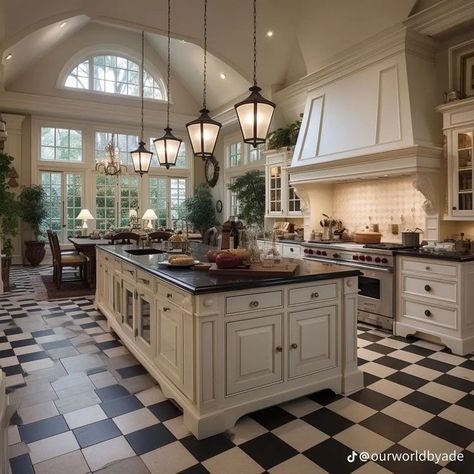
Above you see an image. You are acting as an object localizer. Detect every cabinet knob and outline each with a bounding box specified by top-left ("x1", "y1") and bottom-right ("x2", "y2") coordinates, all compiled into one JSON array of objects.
[
  {"x1": 452, "y1": 206, "x2": 457, "y2": 210},
  {"x1": 424, "y1": 309, "x2": 432, "y2": 317},
  {"x1": 163, "y1": 307, "x2": 170, "y2": 312},
  {"x1": 424, "y1": 284, "x2": 432, "y2": 292},
  {"x1": 311, "y1": 292, "x2": 319, "y2": 299},
  {"x1": 290, "y1": 248, "x2": 293, "y2": 252},
  {"x1": 249, "y1": 300, "x2": 259, "y2": 308},
  {"x1": 291, "y1": 343, "x2": 298, "y2": 349},
  {"x1": 276, "y1": 346, "x2": 283, "y2": 352},
  {"x1": 167, "y1": 293, "x2": 173, "y2": 298},
  {"x1": 425, "y1": 266, "x2": 431, "y2": 271}
]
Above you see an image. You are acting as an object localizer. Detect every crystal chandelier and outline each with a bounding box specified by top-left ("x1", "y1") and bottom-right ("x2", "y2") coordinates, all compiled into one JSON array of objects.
[{"x1": 95, "y1": 134, "x2": 126, "y2": 176}]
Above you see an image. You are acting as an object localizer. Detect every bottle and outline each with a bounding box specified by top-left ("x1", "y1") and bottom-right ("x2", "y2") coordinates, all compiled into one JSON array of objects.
[{"x1": 230, "y1": 222, "x2": 239, "y2": 249}]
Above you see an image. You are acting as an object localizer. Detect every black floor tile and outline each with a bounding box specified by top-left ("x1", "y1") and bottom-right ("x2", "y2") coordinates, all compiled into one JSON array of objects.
[
  {"x1": 374, "y1": 355, "x2": 411, "y2": 370},
  {"x1": 116, "y1": 364, "x2": 148, "y2": 379},
  {"x1": 307, "y1": 388, "x2": 343, "y2": 405},
  {"x1": 148, "y1": 400, "x2": 183, "y2": 422},
  {"x1": 401, "y1": 392, "x2": 450, "y2": 415},
  {"x1": 416, "y1": 358, "x2": 454, "y2": 373},
  {"x1": 0, "y1": 348, "x2": 15, "y2": 358},
  {"x1": 126, "y1": 423, "x2": 176, "y2": 455},
  {"x1": 303, "y1": 438, "x2": 365, "y2": 474},
  {"x1": 17, "y1": 351, "x2": 49, "y2": 363},
  {"x1": 386, "y1": 372, "x2": 428, "y2": 390},
  {"x1": 349, "y1": 388, "x2": 396, "y2": 411},
  {"x1": 459, "y1": 359, "x2": 474, "y2": 370},
  {"x1": 178, "y1": 464, "x2": 210, "y2": 474},
  {"x1": 181, "y1": 433, "x2": 235, "y2": 463},
  {"x1": 456, "y1": 394, "x2": 474, "y2": 411},
  {"x1": 446, "y1": 449, "x2": 474, "y2": 474},
  {"x1": 358, "y1": 333, "x2": 384, "y2": 342},
  {"x1": 377, "y1": 444, "x2": 441, "y2": 474},
  {"x1": 249, "y1": 405, "x2": 296, "y2": 430},
  {"x1": 9, "y1": 453, "x2": 34, "y2": 474},
  {"x1": 80, "y1": 322, "x2": 100, "y2": 329},
  {"x1": 433, "y1": 374, "x2": 474, "y2": 393},
  {"x1": 363, "y1": 343, "x2": 396, "y2": 355},
  {"x1": 363, "y1": 372, "x2": 381, "y2": 387},
  {"x1": 240, "y1": 432, "x2": 297, "y2": 470},
  {"x1": 73, "y1": 418, "x2": 121, "y2": 448},
  {"x1": 96, "y1": 340, "x2": 122, "y2": 351},
  {"x1": 302, "y1": 407, "x2": 353, "y2": 436},
  {"x1": 95, "y1": 384, "x2": 130, "y2": 401},
  {"x1": 3, "y1": 364, "x2": 23, "y2": 376},
  {"x1": 4, "y1": 327, "x2": 23, "y2": 335},
  {"x1": 361, "y1": 412, "x2": 416, "y2": 442},
  {"x1": 41, "y1": 339, "x2": 72, "y2": 350},
  {"x1": 420, "y1": 417, "x2": 473, "y2": 448},
  {"x1": 358, "y1": 357, "x2": 369, "y2": 365},
  {"x1": 10, "y1": 338, "x2": 36, "y2": 348},
  {"x1": 18, "y1": 415, "x2": 69, "y2": 443},
  {"x1": 401, "y1": 345, "x2": 435, "y2": 357},
  {"x1": 100, "y1": 395, "x2": 144, "y2": 418}
]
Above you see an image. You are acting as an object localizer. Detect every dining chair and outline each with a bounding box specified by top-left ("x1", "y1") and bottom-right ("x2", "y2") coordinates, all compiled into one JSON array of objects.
[
  {"x1": 47, "y1": 230, "x2": 87, "y2": 289},
  {"x1": 147, "y1": 231, "x2": 173, "y2": 242},
  {"x1": 111, "y1": 232, "x2": 140, "y2": 245},
  {"x1": 202, "y1": 227, "x2": 219, "y2": 247}
]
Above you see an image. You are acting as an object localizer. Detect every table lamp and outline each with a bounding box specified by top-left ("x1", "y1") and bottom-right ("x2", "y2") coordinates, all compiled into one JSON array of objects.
[
  {"x1": 76, "y1": 209, "x2": 94, "y2": 236},
  {"x1": 142, "y1": 209, "x2": 158, "y2": 230}
]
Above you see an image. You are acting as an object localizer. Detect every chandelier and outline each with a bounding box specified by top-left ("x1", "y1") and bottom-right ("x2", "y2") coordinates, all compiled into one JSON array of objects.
[{"x1": 95, "y1": 134, "x2": 126, "y2": 176}]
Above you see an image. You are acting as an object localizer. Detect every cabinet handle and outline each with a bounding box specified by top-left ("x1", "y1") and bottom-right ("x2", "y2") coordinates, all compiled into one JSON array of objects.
[
  {"x1": 139, "y1": 278, "x2": 149, "y2": 285},
  {"x1": 452, "y1": 206, "x2": 457, "y2": 210},
  {"x1": 291, "y1": 343, "x2": 298, "y2": 349},
  {"x1": 290, "y1": 248, "x2": 293, "y2": 252},
  {"x1": 166, "y1": 293, "x2": 173, "y2": 298},
  {"x1": 311, "y1": 292, "x2": 319, "y2": 299},
  {"x1": 424, "y1": 285, "x2": 432, "y2": 292},
  {"x1": 425, "y1": 266, "x2": 431, "y2": 271},
  {"x1": 249, "y1": 300, "x2": 259, "y2": 308},
  {"x1": 276, "y1": 346, "x2": 283, "y2": 352},
  {"x1": 134, "y1": 328, "x2": 138, "y2": 337},
  {"x1": 163, "y1": 307, "x2": 170, "y2": 312},
  {"x1": 424, "y1": 309, "x2": 432, "y2": 317}
]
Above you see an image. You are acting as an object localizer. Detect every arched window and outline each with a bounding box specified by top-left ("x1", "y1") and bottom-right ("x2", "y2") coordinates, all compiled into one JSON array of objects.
[{"x1": 64, "y1": 54, "x2": 165, "y2": 100}]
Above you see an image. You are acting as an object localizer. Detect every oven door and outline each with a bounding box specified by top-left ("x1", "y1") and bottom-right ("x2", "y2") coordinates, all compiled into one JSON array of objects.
[{"x1": 358, "y1": 267, "x2": 393, "y2": 318}]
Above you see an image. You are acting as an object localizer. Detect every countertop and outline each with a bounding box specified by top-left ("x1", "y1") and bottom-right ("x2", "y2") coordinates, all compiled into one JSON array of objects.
[
  {"x1": 98, "y1": 242, "x2": 360, "y2": 294},
  {"x1": 395, "y1": 248, "x2": 474, "y2": 262}
]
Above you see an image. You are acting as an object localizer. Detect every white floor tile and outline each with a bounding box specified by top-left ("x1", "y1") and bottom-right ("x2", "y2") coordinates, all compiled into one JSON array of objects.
[
  {"x1": 162, "y1": 416, "x2": 191, "y2": 440},
  {"x1": 141, "y1": 441, "x2": 197, "y2": 474},
  {"x1": 28, "y1": 431, "x2": 80, "y2": 464},
  {"x1": 33, "y1": 450, "x2": 90, "y2": 474},
  {"x1": 401, "y1": 364, "x2": 442, "y2": 381},
  {"x1": 135, "y1": 386, "x2": 166, "y2": 406},
  {"x1": 278, "y1": 397, "x2": 321, "y2": 418},
  {"x1": 368, "y1": 379, "x2": 414, "y2": 400},
  {"x1": 13, "y1": 344, "x2": 43, "y2": 356},
  {"x1": 439, "y1": 404, "x2": 474, "y2": 430},
  {"x1": 82, "y1": 436, "x2": 135, "y2": 472},
  {"x1": 113, "y1": 408, "x2": 158, "y2": 435},
  {"x1": 203, "y1": 447, "x2": 263, "y2": 474},
  {"x1": 272, "y1": 419, "x2": 329, "y2": 452},
  {"x1": 334, "y1": 425, "x2": 393, "y2": 454},
  {"x1": 18, "y1": 400, "x2": 59, "y2": 424},
  {"x1": 327, "y1": 397, "x2": 377, "y2": 423},
  {"x1": 381, "y1": 401, "x2": 434, "y2": 428},
  {"x1": 418, "y1": 382, "x2": 466, "y2": 403},
  {"x1": 359, "y1": 361, "x2": 397, "y2": 378},
  {"x1": 7, "y1": 425, "x2": 20, "y2": 446},
  {"x1": 229, "y1": 416, "x2": 268, "y2": 445},
  {"x1": 22, "y1": 358, "x2": 55, "y2": 372},
  {"x1": 64, "y1": 404, "x2": 107, "y2": 429},
  {"x1": 269, "y1": 454, "x2": 328, "y2": 473}
]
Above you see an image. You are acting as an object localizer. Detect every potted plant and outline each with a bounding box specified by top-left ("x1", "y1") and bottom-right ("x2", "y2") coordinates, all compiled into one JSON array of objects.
[
  {"x1": 182, "y1": 183, "x2": 219, "y2": 236},
  {"x1": 18, "y1": 184, "x2": 47, "y2": 266},
  {"x1": 0, "y1": 152, "x2": 19, "y2": 290},
  {"x1": 266, "y1": 116, "x2": 302, "y2": 150}
]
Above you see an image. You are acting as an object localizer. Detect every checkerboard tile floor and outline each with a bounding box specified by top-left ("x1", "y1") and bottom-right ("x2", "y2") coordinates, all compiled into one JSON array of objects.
[{"x1": 2, "y1": 266, "x2": 473, "y2": 473}]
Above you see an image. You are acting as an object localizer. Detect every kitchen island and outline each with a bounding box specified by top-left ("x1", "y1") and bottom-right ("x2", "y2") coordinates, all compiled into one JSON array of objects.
[{"x1": 95, "y1": 243, "x2": 363, "y2": 439}]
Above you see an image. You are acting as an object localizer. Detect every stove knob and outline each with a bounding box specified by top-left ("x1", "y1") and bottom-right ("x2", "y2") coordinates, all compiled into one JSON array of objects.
[
  {"x1": 381, "y1": 258, "x2": 388, "y2": 264},
  {"x1": 366, "y1": 256, "x2": 372, "y2": 262},
  {"x1": 309, "y1": 249, "x2": 314, "y2": 254},
  {"x1": 304, "y1": 248, "x2": 308, "y2": 254},
  {"x1": 333, "y1": 253, "x2": 340, "y2": 259},
  {"x1": 359, "y1": 255, "x2": 366, "y2": 261},
  {"x1": 316, "y1": 250, "x2": 321, "y2": 255},
  {"x1": 374, "y1": 257, "x2": 381, "y2": 263},
  {"x1": 322, "y1": 251, "x2": 327, "y2": 256},
  {"x1": 353, "y1": 255, "x2": 359, "y2": 260}
]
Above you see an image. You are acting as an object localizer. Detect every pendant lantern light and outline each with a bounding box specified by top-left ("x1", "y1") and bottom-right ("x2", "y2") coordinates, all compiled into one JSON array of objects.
[
  {"x1": 154, "y1": 0, "x2": 182, "y2": 169},
  {"x1": 186, "y1": 0, "x2": 221, "y2": 160},
  {"x1": 130, "y1": 31, "x2": 154, "y2": 176},
  {"x1": 234, "y1": 0, "x2": 275, "y2": 148}
]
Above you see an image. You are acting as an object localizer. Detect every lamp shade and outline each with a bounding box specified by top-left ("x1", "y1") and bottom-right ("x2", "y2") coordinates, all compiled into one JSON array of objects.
[
  {"x1": 142, "y1": 209, "x2": 158, "y2": 221},
  {"x1": 76, "y1": 209, "x2": 94, "y2": 221},
  {"x1": 129, "y1": 209, "x2": 138, "y2": 218},
  {"x1": 130, "y1": 141, "x2": 153, "y2": 176},
  {"x1": 186, "y1": 109, "x2": 221, "y2": 160},
  {"x1": 153, "y1": 128, "x2": 182, "y2": 169},
  {"x1": 234, "y1": 86, "x2": 276, "y2": 148}
]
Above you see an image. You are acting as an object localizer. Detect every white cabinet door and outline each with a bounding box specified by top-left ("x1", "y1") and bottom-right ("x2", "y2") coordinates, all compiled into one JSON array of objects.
[
  {"x1": 288, "y1": 306, "x2": 337, "y2": 379},
  {"x1": 112, "y1": 271, "x2": 122, "y2": 323},
  {"x1": 122, "y1": 280, "x2": 136, "y2": 339},
  {"x1": 136, "y1": 290, "x2": 155, "y2": 358},
  {"x1": 226, "y1": 314, "x2": 283, "y2": 395}
]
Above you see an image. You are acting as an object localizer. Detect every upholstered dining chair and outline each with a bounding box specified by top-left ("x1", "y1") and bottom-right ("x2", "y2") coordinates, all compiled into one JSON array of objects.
[
  {"x1": 147, "y1": 231, "x2": 173, "y2": 242},
  {"x1": 110, "y1": 232, "x2": 140, "y2": 245},
  {"x1": 47, "y1": 230, "x2": 87, "y2": 289}
]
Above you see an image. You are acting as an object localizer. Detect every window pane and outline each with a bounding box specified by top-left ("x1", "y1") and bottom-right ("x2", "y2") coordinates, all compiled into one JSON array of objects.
[
  {"x1": 41, "y1": 171, "x2": 62, "y2": 236},
  {"x1": 229, "y1": 176, "x2": 240, "y2": 217},
  {"x1": 95, "y1": 132, "x2": 138, "y2": 166},
  {"x1": 65, "y1": 60, "x2": 89, "y2": 90},
  {"x1": 66, "y1": 174, "x2": 83, "y2": 237},
  {"x1": 229, "y1": 141, "x2": 242, "y2": 167},
  {"x1": 248, "y1": 144, "x2": 263, "y2": 162},
  {"x1": 170, "y1": 178, "x2": 187, "y2": 226},
  {"x1": 95, "y1": 174, "x2": 116, "y2": 230},
  {"x1": 149, "y1": 177, "x2": 168, "y2": 228},
  {"x1": 40, "y1": 127, "x2": 82, "y2": 162},
  {"x1": 119, "y1": 176, "x2": 139, "y2": 227}
]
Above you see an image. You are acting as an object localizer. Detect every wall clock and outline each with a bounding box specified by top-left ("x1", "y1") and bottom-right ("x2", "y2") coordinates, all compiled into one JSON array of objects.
[
  {"x1": 205, "y1": 155, "x2": 219, "y2": 187},
  {"x1": 215, "y1": 200, "x2": 223, "y2": 213}
]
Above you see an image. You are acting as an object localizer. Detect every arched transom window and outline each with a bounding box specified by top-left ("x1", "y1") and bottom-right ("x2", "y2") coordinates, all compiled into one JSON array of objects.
[{"x1": 65, "y1": 54, "x2": 165, "y2": 100}]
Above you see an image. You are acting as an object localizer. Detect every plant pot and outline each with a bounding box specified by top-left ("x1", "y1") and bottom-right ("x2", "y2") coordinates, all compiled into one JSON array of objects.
[
  {"x1": 1, "y1": 256, "x2": 11, "y2": 292},
  {"x1": 24, "y1": 240, "x2": 46, "y2": 266}
]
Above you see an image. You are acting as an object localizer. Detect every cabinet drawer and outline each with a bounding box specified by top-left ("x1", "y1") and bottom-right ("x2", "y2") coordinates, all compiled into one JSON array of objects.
[
  {"x1": 282, "y1": 244, "x2": 301, "y2": 259},
  {"x1": 401, "y1": 299, "x2": 457, "y2": 330},
  {"x1": 288, "y1": 283, "x2": 337, "y2": 306},
  {"x1": 402, "y1": 276, "x2": 457, "y2": 304},
  {"x1": 401, "y1": 258, "x2": 457, "y2": 278},
  {"x1": 136, "y1": 270, "x2": 155, "y2": 291},
  {"x1": 158, "y1": 284, "x2": 192, "y2": 313},
  {"x1": 226, "y1": 291, "x2": 283, "y2": 315},
  {"x1": 122, "y1": 262, "x2": 137, "y2": 281}
]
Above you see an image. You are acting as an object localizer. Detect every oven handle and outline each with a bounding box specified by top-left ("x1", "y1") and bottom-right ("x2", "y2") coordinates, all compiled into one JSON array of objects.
[{"x1": 303, "y1": 256, "x2": 393, "y2": 273}]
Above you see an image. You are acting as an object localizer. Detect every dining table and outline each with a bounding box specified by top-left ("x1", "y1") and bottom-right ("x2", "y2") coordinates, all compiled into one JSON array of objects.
[{"x1": 68, "y1": 237, "x2": 111, "y2": 288}]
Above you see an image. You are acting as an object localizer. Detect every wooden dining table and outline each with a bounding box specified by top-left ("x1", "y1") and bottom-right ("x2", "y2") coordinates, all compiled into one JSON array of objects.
[{"x1": 69, "y1": 237, "x2": 111, "y2": 288}]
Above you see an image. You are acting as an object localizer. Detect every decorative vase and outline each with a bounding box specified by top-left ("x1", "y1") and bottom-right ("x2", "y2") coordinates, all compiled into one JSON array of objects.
[{"x1": 24, "y1": 240, "x2": 46, "y2": 266}]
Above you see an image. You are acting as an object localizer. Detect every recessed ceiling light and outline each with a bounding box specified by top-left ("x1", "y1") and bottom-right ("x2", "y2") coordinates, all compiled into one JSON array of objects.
[
  {"x1": 220, "y1": 72, "x2": 226, "y2": 80},
  {"x1": 266, "y1": 30, "x2": 274, "y2": 37},
  {"x1": 5, "y1": 53, "x2": 12, "y2": 61},
  {"x1": 60, "y1": 21, "x2": 68, "y2": 29}
]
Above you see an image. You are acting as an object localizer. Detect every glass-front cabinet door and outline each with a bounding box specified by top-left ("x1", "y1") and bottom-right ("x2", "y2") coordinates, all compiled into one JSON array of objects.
[
  {"x1": 287, "y1": 184, "x2": 301, "y2": 215},
  {"x1": 453, "y1": 131, "x2": 473, "y2": 216},
  {"x1": 122, "y1": 280, "x2": 135, "y2": 338},
  {"x1": 136, "y1": 291, "x2": 154, "y2": 357},
  {"x1": 268, "y1": 165, "x2": 282, "y2": 216}
]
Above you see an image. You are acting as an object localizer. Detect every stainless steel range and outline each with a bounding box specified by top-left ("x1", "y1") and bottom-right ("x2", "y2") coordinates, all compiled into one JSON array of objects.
[{"x1": 302, "y1": 241, "x2": 413, "y2": 331}]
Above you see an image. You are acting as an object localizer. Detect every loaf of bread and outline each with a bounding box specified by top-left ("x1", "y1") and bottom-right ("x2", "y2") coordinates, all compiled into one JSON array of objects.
[{"x1": 168, "y1": 255, "x2": 194, "y2": 265}]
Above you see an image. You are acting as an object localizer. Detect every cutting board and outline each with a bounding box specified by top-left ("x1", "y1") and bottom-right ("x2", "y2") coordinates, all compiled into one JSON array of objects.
[{"x1": 208, "y1": 263, "x2": 298, "y2": 277}]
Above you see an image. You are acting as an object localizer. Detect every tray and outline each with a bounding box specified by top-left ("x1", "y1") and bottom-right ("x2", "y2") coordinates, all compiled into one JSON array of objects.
[{"x1": 208, "y1": 263, "x2": 298, "y2": 277}]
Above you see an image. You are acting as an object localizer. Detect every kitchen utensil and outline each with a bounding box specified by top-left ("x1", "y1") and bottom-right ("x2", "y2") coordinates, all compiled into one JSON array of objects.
[
  {"x1": 402, "y1": 228, "x2": 422, "y2": 247},
  {"x1": 354, "y1": 231, "x2": 382, "y2": 244}
]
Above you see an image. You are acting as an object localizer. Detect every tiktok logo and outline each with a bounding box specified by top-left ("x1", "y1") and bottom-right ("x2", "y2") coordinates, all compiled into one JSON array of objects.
[{"x1": 347, "y1": 451, "x2": 358, "y2": 463}]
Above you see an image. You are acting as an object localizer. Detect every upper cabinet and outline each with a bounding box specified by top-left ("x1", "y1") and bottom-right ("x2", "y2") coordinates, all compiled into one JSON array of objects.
[
  {"x1": 439, "y1": 97, "x2": 474, "y2": 220},
  {"x1": 264, "y1": 149, "x2": 301, "y2": 218}
]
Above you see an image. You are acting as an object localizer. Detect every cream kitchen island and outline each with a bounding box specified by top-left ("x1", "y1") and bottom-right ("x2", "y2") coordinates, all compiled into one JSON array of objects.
[{"x1": 95, "y1": 243, "x2": 363, "y2": 439}]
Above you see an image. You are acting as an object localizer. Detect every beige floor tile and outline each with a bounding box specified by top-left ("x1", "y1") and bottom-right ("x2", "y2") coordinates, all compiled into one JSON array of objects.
[
  {"x1": 272, "y1": 419, "x2": 329, "y2": 452},
  {"x1": 0, "y1": 342, "x2": 11, "y2": 351},
  {"x1": 269, "y1": 454, "x2": 328, "y2": 473},
  {"x1": 89, "y1": 371, "x2": 118, "y2": 389},
  {"x1": 412, "y1": 340, "x2": 444, "y2": 351},
  {"x1": 8, "y1": 442, "x2": 29, "y2": 459},
  {"x1": 13, "y1": 344, "x2": 43, "y2": 355},
  {"x1": 357, "y1": 348, "x2": 384, "y2": 362},
  {"x1": 447, "y1": 366, "x2": 473, "y2": 381},
  {"x1": 381, "y1": 400, "x2": 434, "y2": 428},
  {"x1": 94, "y1": 455, "x2": 151, "y2": 474},
  {"x1": 18, "y1": 400, "x2": 59, "y2": 424},
  {"x1": 104, "y1": 346, "x2": 130, "y2": 358},
  {"x1": 28, "y1": 431, "x2": 80, "y2": 464},
  {"x1": 82, "y1": 436, "x2": 135, "y2": 472},
  {"x1": 162, "y1": 416, "x2": 191, "y2": 440},
  {"x1": 33, "y1": 449, "x2": 89, "y2": 474},
  {"x1": 8, "y1": 332, "x2": 32, "y2": 341},
  {"x1": 359, "y1": 362, "x2": 397, "y2": 378},
  {"x1": 54, "y1": 390, "x2": 101, "y2": 414},
  {"x1": 353, "y1": 461, "x2": 392, "y2": 473},
  {"x1": 135, "y1": 386, "x2": 166, "y2": 406},
  {"x1": 7, "y1": 426, "x2": 20, "y2": 446},
  {"x1": 64, "y1": 404, "x2": 108, "y2": 429},
  {"x1": 358, "y1": 339, "x2": 375, "y2": 348},
  {"x1": 439, "y1": 405, "x2": 474, "y2": 430},
  {"x1": 327, "y1": 397, "x2": 376, "y2": 423},
  {"x1": 401, "y1": 364, "x2": 442, "y2": 381},
  {"x1": 22, "y1": 358, "x2": 55, "y2": 372},
  {"x1": 5, "y1": 374, "x2": 25, "y2": 388},
  {"x1": 203, "y1": 446, "x2": 262, "y2": 474},
  {"x1": 334, "y1": 425, "x2": 393, "y2": 454},
  {"x1": 278, "y1": 397, "x2": 321, "y2": 418},
  {"x1": 376, "y1": 338, "x2": 409, "y2": 350},
  {"x1": 113, "y1": 408, "x2": 158, "y2": 435},
  {"x1": 0, "y1": 356, "x2": 19, "y2": 367},
  {"x1": 387, "y1": 350, "x2": 424, "y2": 363},
  {"x1": 368, "y1": 379, "x2": 414, "y2": 400},
  {"x1": 93, "y1": 333, "x2": 116, "y2": 343},
  {"x1": 141, "y1": 441, "x2": 197, "y2": 474},
  {"x1": 61, "y1": 353, "x2": 104, "y2": 374},
  {"x1": 428, "y1": 352, "x2": 466, "y2": 366},
  {"x1": 418, "y1": 382, "x2": 466, "y2": 403},
  {"x1": 229, "y1": 415, "x2": 268, "y2": 445}
]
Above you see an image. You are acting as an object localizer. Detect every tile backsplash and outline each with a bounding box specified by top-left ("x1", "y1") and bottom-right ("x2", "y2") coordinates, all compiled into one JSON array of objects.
[{"x1": 332, "y1": 176, "x2": 426, "y2": 242}]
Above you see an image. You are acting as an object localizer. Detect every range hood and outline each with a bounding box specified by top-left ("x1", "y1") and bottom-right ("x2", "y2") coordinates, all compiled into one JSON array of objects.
[{"x1": 289, "y1": 27, "x2": 443, "y2": 185}]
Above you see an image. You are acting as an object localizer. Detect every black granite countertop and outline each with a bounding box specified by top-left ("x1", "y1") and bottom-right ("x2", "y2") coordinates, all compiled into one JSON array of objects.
[
  {"x1": 98, "y1": 242, "x2": 360, "y2": 294},
  {"x1": 395, "y1": 248, "x2": 474, "y2": 262}
]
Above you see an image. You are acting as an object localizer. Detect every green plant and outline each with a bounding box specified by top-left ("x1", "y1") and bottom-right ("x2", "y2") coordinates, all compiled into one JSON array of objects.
[
  {"x1": 227, "y1": 170, "x2": 265, "y2": 228},
  {"x1": 266, "y1": 118, "x2": 301, "y2": 150},
  {"x1": 182, "y1": 183, "x2": 219, "y2": 235},
  {"x1": 18, "y1": 185, "x2": 47, "y2": 240},
  {"x1": 0, "y1": 152, "x2": 19, "y2": 257}
]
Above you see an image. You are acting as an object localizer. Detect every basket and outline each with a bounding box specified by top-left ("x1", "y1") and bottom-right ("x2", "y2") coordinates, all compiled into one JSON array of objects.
[{"x1": 354, "y1": 232, "x2": 382, "y2": 244}]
